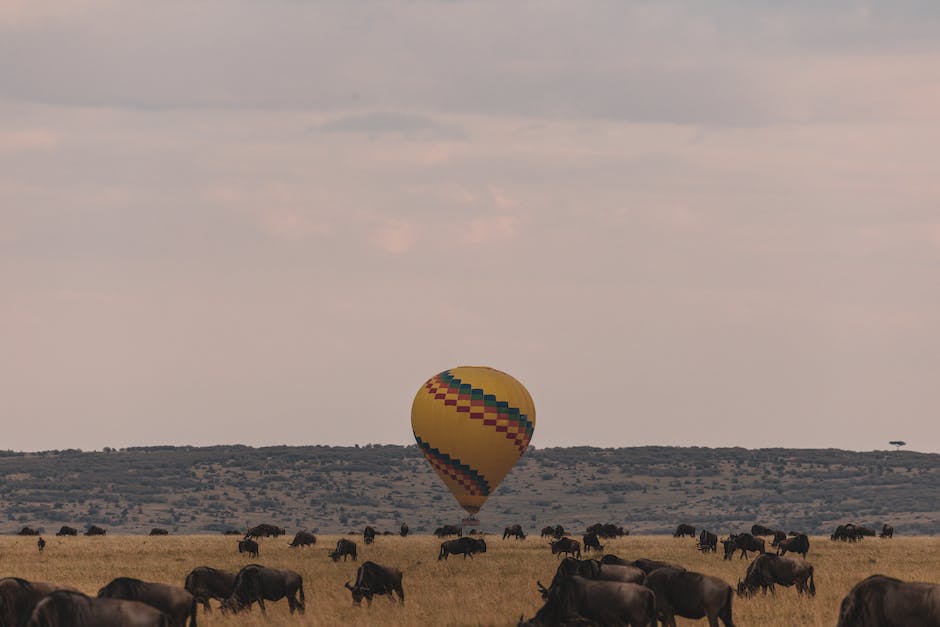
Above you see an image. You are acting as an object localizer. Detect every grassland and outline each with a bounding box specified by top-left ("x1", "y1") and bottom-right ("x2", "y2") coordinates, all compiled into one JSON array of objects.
[{"x1": 3, "y1": 533, "x2": 939, "y2": 626}]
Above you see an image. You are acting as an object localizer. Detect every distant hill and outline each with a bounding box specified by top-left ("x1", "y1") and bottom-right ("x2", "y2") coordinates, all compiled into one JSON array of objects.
[{"x1": 1, "y1": 445, "x2": 937, "y2": 535}]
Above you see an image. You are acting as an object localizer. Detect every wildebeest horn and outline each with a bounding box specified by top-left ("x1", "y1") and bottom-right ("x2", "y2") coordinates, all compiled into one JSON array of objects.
[
  {"x1": 537, "y1": 581, "x2": 548, "y2": 593},
  {"x1": 344, "y1": 581, "x2": 353, "y2": 590}
]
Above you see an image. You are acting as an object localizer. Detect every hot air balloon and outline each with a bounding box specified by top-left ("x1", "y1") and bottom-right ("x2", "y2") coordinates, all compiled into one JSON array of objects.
[{"x1": 411, "y1": 366, "x2": 535, "y2": 516}]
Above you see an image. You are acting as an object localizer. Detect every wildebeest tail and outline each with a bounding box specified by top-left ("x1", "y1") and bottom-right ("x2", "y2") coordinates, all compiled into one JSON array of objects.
[
  {"x1": 809, "y1": 567, "x2": 816, "y2": 596},
  {"x1": 189, "y1": 597, "x2": 198, "y2": 627},
  {"x1": 299, "y1": 577, "x2": 306, "y2": 607}
]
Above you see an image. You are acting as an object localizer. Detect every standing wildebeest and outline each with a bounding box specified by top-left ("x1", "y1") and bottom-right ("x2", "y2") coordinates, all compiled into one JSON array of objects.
[
  {"x1": 55, "y1": 526, "x2": 78, "y2": 537},
  {"x1": 28, "y1": 590, "x2": 171, "y2": 627},
  {"x1": 837, "y1": 574, "x2": 940, "y2": 627},
  {"x1": 521, "y1": 576, "x2": 656, "y2": 627},
  {"x1": 150, "y1": 528, "x2": 169, "y2": 536},
  {"x1": 644, "y1": 567, "x2": 736, "y2": 627},
  {"x1": 880, "y1": 524, "x2": 895, "y2": 539},
  {"x1": 363, "y1": 526, "x2": 377, "y2": 545},
  {"x1": 288, "y1": 531, "x2": 317, "y2": 548},
  {"x1": 587, "y1": 523, "x2": 627, "y2": 539},
  {"x1": 244, "y1": 524, "x2": 285, "y2": 540},
  {"x1": 736, "y1": 553, "x2": 816, "y2": 597},
  {"x1": 330, "y1": 538, "x2": 358, "y2": 561},
  {"x1": 776, "y1": 534, "x2": 810, "y2": 558},
  {"x1": 674, "y1": 524, "x2": 696, "y2": 538},
  {"x1": 553, "y1": 525, "x2": 565, "y2": 538},
  {"x1": 18, "y1": 526, "x2": 40, "y2": 536},
  {"x1": 858, "y1": 526, "x2": 877, "y2": 537},
  {"x1": 0, "y1": 577, "x2": 75, "y2": 627},
  {"x1": 433, "y1": 525, "x2": 462, "y2": 538},
  {"x1": 237, "y1": 539, "x2": 259, "y2": 558},
  {"x1": 344, "y1": 561, "x2": 405, "y2": 605},
  {"x1": 37, "y1": 537, "x2": 46, "y2": 552},
  {"x1": 698, "y1": 530, "x2": 718, "y2": 553},
  {"x1": 583, "y1": 532, "x2": 604, "y2": 552},
  {"x1": 220, "y1": 565, "x2": 304, "y2": 615},
  {"x1": 550, "y1": 537, "x2": 581, "y2": 559},
  {"x1": 400, "y1": 523, "x2": 409, "y2": 537},
  {"x1": 832, "y1": 524, "x2": 863, "y2": 542},
  {"x1": 84, "y1": 525, "x2": 106, "y2": 536},
  {"x1": 439, "y1": 537, "x2": 486, "y2": 560},
  {"x1": 540, "y1": 526, "x2": 556, "y2": 538},
  {"x1": 538, "y1": 558, "x2": 646, "y2": 599},
  {"x1": 750, "y1": 524, "x2": 775, "y2": 537},
  {"x1": 721, "y1": 534, "x2": 765, "y2": 560},
  {"x1": 771, "y1": 531, "x2": 788, "y2": 547},
  {"x1": 184, "y1": 567, "x2": 237, "y2": 614},
  {"x1": 503, "y1": 524, "x2": 526, "y2": 540},
  {"x1": 98, "y1": 578, "x2": 196, "y2": 627}
]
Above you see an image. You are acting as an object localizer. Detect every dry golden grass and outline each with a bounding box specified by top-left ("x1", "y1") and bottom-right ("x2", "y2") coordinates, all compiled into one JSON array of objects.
[{"x1": 2, "y1": 534, "x2": 939, "y2": 626}]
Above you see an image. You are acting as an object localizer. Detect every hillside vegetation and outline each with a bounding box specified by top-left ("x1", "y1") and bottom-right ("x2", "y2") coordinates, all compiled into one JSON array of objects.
[{"x1": 0, "y1": 445, "x2": 937, "y2": 535}]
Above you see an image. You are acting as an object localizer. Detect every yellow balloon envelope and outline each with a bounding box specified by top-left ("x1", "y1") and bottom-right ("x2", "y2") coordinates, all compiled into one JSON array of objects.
[{"x1": 411, "y1": 366, "x2": 535, "y2": 514}]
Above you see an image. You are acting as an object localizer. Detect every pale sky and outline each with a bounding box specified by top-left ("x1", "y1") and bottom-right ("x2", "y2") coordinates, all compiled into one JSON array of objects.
[{"x1": 2, "y1": 1, "x2": 938, "y2": 453}]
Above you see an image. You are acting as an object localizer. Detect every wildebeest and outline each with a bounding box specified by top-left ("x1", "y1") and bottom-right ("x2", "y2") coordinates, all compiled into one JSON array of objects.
[
  {"x1": 28, "y1": 590, "x2": 171, "y2": 627},
  {"x1": 244, "y1": 523, "x2": 285, "y2": 540},
  {"x1": 538, "y1": 557, "x2": 646, "y2": 599},
  {"x1": 776, "y1": 534, "x2": 810, "y2": 559},
  {"x1": 344, "y1": 561, "x2": 405, "y2": 605},
  {"x1": 288, "y1": 531, "x2": 317, "y2": 548},
  {"x1": 363, "y1": 526, "x2": 377, "y2": 545},
  {"x1": 220, "y1": 564, "x2": 304, "y2": 615},
  {"x1": 674, "y1": 524, "x2": 696, "y2": 538},
  {"x1": 521, "y1": 576, "x2": 656, "y2": 627},
  {"x1": 184, "y1": 567, "x2": 237, "y2": 614},
  {"x1": 837, "y1": 574, "x2": 940, "y2": 627},
  {"x1": 503, "y1": 524, "x2": 526, "y2": 540},
  {"x1": 150, "y1": 528, "x2": 169, "y2": 536},
  {"x1": 222, "y1": 530, "x2": 242, "y2": 536},
  {"x1": 37, "y1": 537, "x2": 46, "y2": 553},
  {"x1": 237, "y1": 539, "x2": 259, "y2": 558},
  {"x1": 330, "y1": 538, "x2": 358, "y2": 561},
  {"x1": 750, "y1": 524, "x2": 775, "y2": 537},
  {"x1": 644, "y1": 567, "x2": 735, "y2": 627},
  {"x1": 400, "y1": 523, "x2": 409, "y2": 537},
  {"x1": 698, "y1": 530, "x2": 718, "y2": 553},
  {"x1": 721, "y1": 534, "x2": 765, "y2": 560},
  {"x1": 18, "y1": 526, "x2": 40, "y2": 536},
  {"x1": 0, "y1": 577, "x2": 75, "y2": 627},
  {"x1": 858, "y1": 526, "x2": 877, "y2": 537},
  {"x1": 55, "y1": 526, "x2": 78, "y2": 537},
  {"x1": 771, "y1": 531, "x2": 787, "y2": 547},
  {"x1": 587, "y1": 523, "x2": 628, "y2": 539},
  {"x1": 433, "y1": 525, "x2": 462, "y2": 538},
  {"x1": 553, "y1": 525, "x2": 565, "y2": 538},
  {"x1": 880, "y1": 524, "x2": 895, "y2": 539},
  {"x1": 736, "y1": 553, "x2": 816, "y2": 597},
  {"x1": 439, "y1": 537, "x2": 487, "y2": 560},
  {"x1": 84, "y1": 525, "x2": 106, "y2": 536},
  {"x1": 583, "y1": 532, "x2": 604, "y2": 552},
  {"x1": 540, "y1": 526, "x2": 556, "y2": 538},
  {"x1": 832, "y1": 524, "x2": 863, "y2": 542},
  {"x1": 97, "y1": 578, "x2": 196, "y2": 627},
  {"x1": 550, "y1": 537, "x2": 581, "y2": 559}
]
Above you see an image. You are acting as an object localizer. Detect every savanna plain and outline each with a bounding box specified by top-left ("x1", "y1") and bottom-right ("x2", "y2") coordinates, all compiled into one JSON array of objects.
[{"x1": 3, "y1": 534, "x2": 939, "y2": 626}]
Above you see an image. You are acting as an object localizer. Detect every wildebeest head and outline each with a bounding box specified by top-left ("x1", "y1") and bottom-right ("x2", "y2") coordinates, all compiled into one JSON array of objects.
[
  {"x1": 345, "y1": 580, "x2": 373, "y2": 604},
  {"x1": 219, "y1": 594, "x2": 248, "y2": 615}
]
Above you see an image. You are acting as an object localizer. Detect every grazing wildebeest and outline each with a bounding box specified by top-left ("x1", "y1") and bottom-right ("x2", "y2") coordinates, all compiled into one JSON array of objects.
[
  {"x1": 503, "y1": 524, "x2": 526, "y2": 540},
  {"x1": 674, "y1": 524, "x2": 696, "y2": 538},
  {"x1": 85, "y1": 525, "x2": 106, "y2": 536},
  {"x1": 37, "y1": 537, "x2": 46, "y2": 552},
  {"x1": 880, "y1": 524, "x2": 895, "y2": 539},
  {"x1": 698, "y1": 530, "x2": 718, "y2": 553},
  {"x1": 832, "y1": 524, "x2": 862, "y2": 542},
  {"x1": 237, "y1": 539, "x2": 259, "y2": 558},
  {"x1": 736, "y1": 553, "x2": 816, "y2": 597},
  {"x1": 363, "y1": 526, "x2": 377, "y2": 545},
  {"x1": 150, "y1": 528, "x2": 169, "y2": 536},
  {"x1": 433, "y1": 525, "x2": 462, "y2": 538},
  {"x1": 776, "y1": 534, "x2": 810, "y2": 558},
  {"x1": 0, "y1": 577, "x2": 75, "y2": 627},
  {"x1": 550, "y1": 537, "x2": 581, "y2": 559},
  {"x1": 439, "y1": 537, "x2": 487, "y2": 560},
  {"x1": 18, "y1": 526, "x2": 40, "y2": 536},
  {"x1": 521, "y1": 576, "x2": 656, "y2": 627},
  {"x1": 858, "y1": 526, "x2": 877, "y2": 537},
  {"x1": 288, "y1": 531, "x2": 317, "y2": 548},
  {"x1": 583, "y1": 532, "x2": 604, "y2": 552},
  {"x1": 344, "y1": 561, "x2": 405, "y2": 606},
  {"x1": 644, "y1": 567, "x2": 735, "y2": 627},
  {"x1": 771, "y1": 531, "x2": 787, "y2": 547},
  {"x1": 400, "y1": 523, "x2": 409, "y2": 537},
  {"x1": 722, "y1": 534, "x2": 765, "y2": 560},
  {"x1": 184, "y1": 567, "x2": 237, "y2": 614},
  {"x1": 28, "y1": 590, "x2": 171, "y2": 627},
  {"x1": 837, "y1": 574, "x2": 940, "y2": 627},
  {"x1": 587, "y1": 523, "x2": 627, "y2": 539},
  {"x1": 750, "y1": 524, "x2": 775, "y2": 537},
  {"x1": 540, "y1": 526, "x2": 556, "y2": 538},
  {"x1": 97, "y1": 578, "x2": 196, "y2": 627},
  {"x1": 55, "y1": 526, "x2": 78, "y2": 537},
  {"x1": 220, "y1": 565, "x2": 304, "y2": 615},
  {"x1": 244, "y1": 524, "x2": 285, "y2": 540},
  {"x1": 330, "y1": 538, "x2": 358, "y2": 561}
]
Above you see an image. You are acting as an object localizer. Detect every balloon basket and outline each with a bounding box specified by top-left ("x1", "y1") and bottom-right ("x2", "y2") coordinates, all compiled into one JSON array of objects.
[{"x1": 461, "y1": 516, "x2": 480, "y2": 527}]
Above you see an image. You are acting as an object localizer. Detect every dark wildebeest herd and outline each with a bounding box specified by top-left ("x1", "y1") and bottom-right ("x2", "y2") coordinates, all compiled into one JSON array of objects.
[{"x1": 5, "y1": 517, "x2": 935, "y2": 626}]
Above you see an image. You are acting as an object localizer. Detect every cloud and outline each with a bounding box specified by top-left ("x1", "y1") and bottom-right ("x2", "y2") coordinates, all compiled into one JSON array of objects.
[
  {"x1": 316, "y1": 112, "x2": 465, "y2": 140},
  {"x1": 462, "y1": 215, "x2": 518, "y2": 245},
  {"x1": 371, "y1": 218, "x2": 417, "y2": 254}
]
